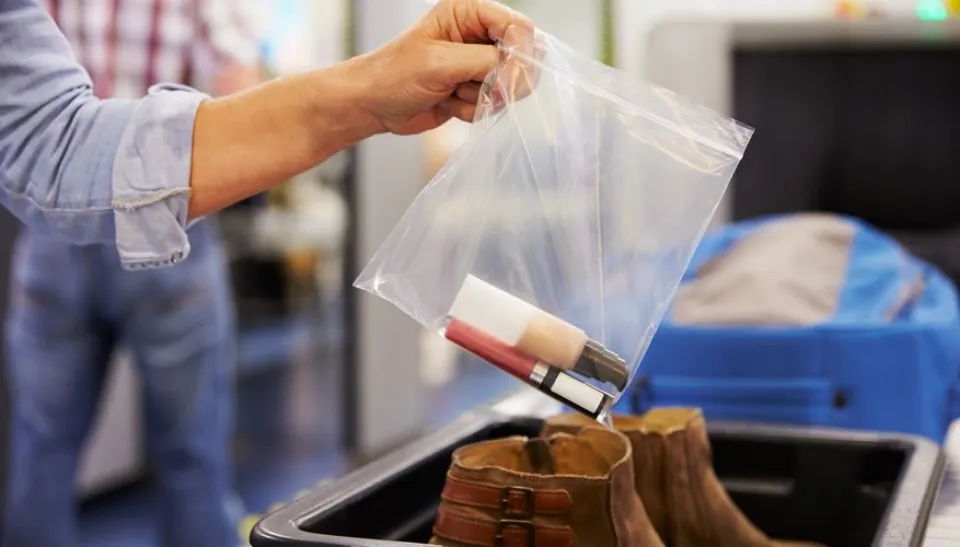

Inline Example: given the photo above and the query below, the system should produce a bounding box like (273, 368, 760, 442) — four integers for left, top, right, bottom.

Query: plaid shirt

(44, 0, 260, 99)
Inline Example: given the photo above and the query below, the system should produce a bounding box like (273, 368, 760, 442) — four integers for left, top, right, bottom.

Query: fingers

(424, 0, 542, 123)
(431, 0, 534, 44)
(436, 38, 540, 87)
(439, 42, 499, 84)
(445, 82, 507, 122)
(434, 39, 540, 114)
(427, 0, 539, 88)
(455, 81, 482, 104)
(438, 96, 479, 123)
(471, 0, 533, 42)
(499, 38, 543, 103)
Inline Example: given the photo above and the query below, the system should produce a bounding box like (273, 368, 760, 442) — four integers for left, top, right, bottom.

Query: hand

(351, 0, 535, 136)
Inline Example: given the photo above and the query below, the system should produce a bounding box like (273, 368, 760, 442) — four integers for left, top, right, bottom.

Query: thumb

(435, 42, 500, 84)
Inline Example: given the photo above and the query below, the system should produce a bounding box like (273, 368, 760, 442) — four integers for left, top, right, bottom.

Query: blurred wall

(510, 0, 602, 58)
(614, 0, 832, 79)
(264, 0, 347, 74)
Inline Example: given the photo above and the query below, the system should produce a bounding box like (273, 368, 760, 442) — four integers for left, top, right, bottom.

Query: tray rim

(251, 409, 945, 547)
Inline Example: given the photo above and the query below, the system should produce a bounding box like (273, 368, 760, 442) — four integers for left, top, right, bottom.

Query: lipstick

(443, 317, 612, 420)
(448, 275, 629, 390)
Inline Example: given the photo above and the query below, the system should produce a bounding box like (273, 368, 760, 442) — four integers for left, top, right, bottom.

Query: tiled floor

(76, 323, 516, 547)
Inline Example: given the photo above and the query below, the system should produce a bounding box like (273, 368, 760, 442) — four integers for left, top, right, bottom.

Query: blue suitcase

(612, 215, 960, 442)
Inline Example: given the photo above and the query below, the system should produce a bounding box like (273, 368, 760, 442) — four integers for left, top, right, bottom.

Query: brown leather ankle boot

(542, 408, 821, 547)
(430, 428, 664, 547)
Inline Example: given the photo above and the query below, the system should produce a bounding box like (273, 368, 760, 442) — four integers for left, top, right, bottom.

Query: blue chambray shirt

(0, 0, 209, 269)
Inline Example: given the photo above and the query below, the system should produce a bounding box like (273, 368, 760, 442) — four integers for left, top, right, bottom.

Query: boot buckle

(494, 519, 535, 547)
(500, 486, 535, 518)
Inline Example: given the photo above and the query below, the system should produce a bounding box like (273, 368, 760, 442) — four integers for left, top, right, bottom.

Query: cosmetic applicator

(448, 275, 629, 390)
(443, 317, 612, 421)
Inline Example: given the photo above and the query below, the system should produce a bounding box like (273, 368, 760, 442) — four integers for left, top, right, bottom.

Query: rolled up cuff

(111, 83, 210, 270)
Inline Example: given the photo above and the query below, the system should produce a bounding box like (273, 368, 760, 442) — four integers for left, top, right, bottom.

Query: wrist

(310, 56, 385, 143)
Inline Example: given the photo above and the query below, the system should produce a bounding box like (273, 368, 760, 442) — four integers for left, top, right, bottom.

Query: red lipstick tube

(444, 317, 612, 421)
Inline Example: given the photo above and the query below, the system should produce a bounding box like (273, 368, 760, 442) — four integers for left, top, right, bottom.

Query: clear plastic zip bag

(355, 29, 753, 424)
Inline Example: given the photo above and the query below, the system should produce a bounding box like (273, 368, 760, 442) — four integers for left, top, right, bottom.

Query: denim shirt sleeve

(0, 0, 209, 269)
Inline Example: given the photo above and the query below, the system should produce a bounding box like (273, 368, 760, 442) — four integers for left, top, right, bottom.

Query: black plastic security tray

(251, 409, 944, 547)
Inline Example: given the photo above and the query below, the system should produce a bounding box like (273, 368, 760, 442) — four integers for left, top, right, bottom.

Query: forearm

(188, 60, 378, 219)
(0, 0, 381, 266)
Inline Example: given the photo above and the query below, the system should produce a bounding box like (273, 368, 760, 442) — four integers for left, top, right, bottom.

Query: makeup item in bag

(572, 340, 630, 391)
(443, 317, 612, 421)
(448, 275, 629, 390)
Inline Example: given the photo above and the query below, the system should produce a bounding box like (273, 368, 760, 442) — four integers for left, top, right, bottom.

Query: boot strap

(442, 476, 572, 516)
(434, 507, 574, 547)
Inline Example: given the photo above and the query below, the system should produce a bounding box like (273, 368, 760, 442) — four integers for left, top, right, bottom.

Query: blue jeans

(2, 220, 238, 547)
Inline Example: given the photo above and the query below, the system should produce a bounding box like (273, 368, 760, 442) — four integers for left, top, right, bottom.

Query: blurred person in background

(2, 1, 261, 546)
